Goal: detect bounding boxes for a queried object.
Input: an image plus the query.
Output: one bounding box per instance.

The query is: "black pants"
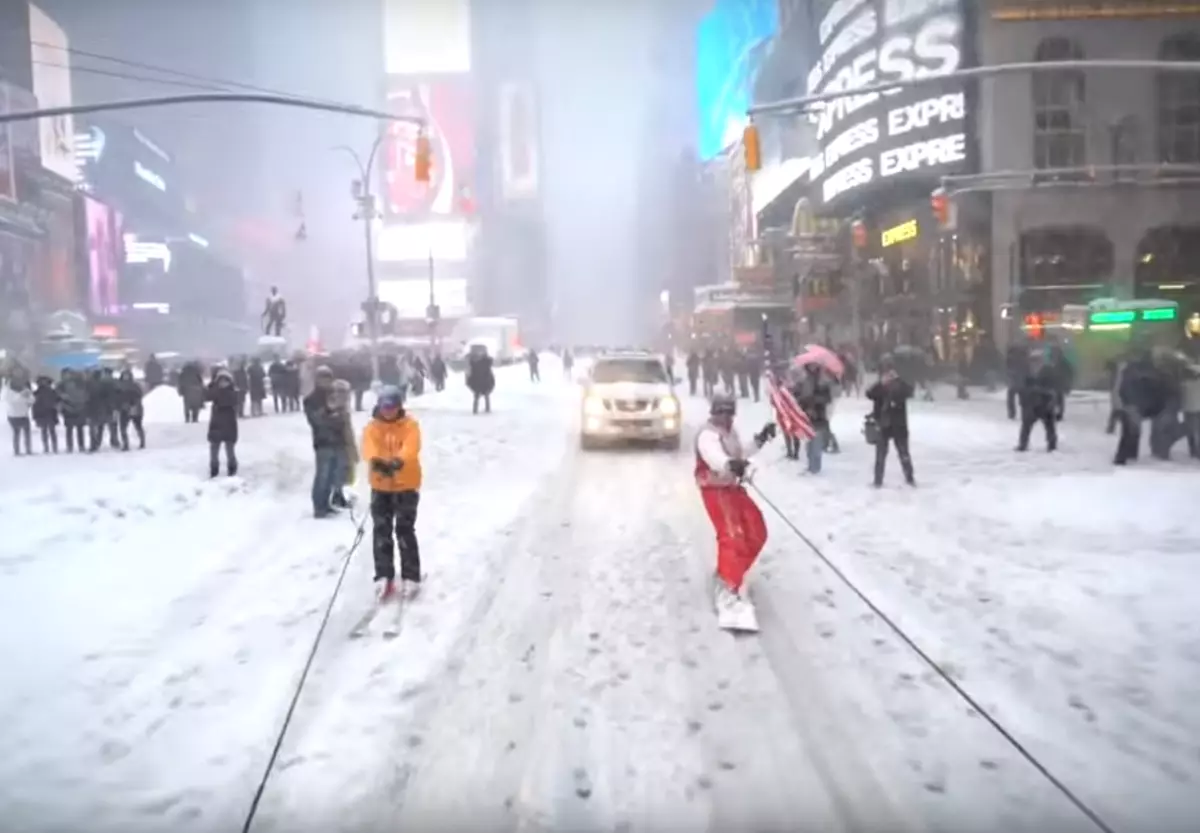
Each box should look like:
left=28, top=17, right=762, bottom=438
left=120, top=414, right=145, bottom=450
left=784, top=434, right=801, bottom=459
left=9, top=417, right=31, bottom=455
left=38, top=422, right=58, bottom=453
left=354, top=389, right=365, bottom=411
left=64, top=420, right=86, bottom=452
left=371, top=490, right=420, bottom=582
left=529, top=366, right=540, bottom=381
left=1115, top=411, right=1141, bottom=465
left=750, top=376, right=760, bottom=402
left=874, top=431, right=914, bottom=486
left=1006, top=386, right=1019, bottom=420
left=184, top=404, right=201, bottom=423
left=472, top=392, right=491, bottom=414
left=273, top=393, right=282, bottom=413
left=688, top=375, right=698, bottom=396
left=209, top=440, right=238, bottom=477
left=251, top=397, right=265, bottom=416
left=89, top=418, right=119, bottom=452
left=1017, top=411, right=1057, bottom=451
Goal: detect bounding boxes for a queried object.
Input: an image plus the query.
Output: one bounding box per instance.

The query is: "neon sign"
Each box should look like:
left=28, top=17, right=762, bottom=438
left=881, top=218, right=919, bottom=247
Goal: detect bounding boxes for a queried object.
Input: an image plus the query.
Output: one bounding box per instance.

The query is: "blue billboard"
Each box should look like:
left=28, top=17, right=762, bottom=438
left=695, top=0, right=779, bottom=161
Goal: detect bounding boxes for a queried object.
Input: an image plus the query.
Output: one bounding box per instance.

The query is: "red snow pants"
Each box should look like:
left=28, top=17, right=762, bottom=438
left=699, top=485, right=767, bottom=592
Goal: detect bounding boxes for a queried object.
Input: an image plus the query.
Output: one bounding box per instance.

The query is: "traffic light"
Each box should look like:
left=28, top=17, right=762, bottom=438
left=743, top=124, right=762, bottom=172
left=414, top=131, right=432, bottom=183
left=931, top=187, right=952, bottom=229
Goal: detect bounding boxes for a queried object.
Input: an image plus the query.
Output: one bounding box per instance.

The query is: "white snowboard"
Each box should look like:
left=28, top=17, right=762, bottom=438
left=712, top=574, right=760, bottom=632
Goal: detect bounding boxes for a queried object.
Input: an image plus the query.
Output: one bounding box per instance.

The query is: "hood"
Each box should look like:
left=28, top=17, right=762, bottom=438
left=215, top=368, right=234, bottom=383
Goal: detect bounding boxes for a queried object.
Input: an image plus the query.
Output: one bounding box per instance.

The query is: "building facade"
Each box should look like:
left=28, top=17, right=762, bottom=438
left=979, top=1, right=1200, bottom=347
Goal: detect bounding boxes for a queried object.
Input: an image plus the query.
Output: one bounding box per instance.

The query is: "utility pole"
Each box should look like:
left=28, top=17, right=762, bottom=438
left=336, top=135, right=387, bottom=386
left=426, top=247, right=439, bottom=354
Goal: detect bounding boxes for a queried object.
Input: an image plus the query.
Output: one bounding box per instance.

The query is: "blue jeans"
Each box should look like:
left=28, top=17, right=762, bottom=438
left=806, top=428, right=826, bottom=474
left=312, top=446, right=345, bottom=514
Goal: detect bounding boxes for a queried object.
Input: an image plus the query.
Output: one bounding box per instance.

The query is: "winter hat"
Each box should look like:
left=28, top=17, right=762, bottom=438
left=376, top=385, right=404, bottom=410
left=710, top=392, right=737, bottom=416
left=315, top=365, right=335, bottom=379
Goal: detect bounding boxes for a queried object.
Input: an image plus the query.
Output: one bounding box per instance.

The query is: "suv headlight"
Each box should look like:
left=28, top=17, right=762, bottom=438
left=583, top=395, right=606, bottom=416
left=658, top=395, right=679, bottom=416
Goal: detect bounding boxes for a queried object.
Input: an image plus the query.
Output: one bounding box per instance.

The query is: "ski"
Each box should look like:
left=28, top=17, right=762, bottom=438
left=381, top=595, right=405, bottom=639
left=349, top=604, right=383, bottom=639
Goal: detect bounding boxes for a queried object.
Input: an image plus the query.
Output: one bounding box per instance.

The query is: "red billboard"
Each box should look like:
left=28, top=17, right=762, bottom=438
left=383, top=79, right=475, bottom=218
left=83, top=196, right=123, bottom=316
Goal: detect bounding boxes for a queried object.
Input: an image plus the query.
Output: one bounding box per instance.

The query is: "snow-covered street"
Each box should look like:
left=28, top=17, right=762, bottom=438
left=1, top=358, right=1196, bottom=833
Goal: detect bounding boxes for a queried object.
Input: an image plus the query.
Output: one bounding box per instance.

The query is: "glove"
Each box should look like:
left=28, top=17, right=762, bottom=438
left=727, top=458, right=749, bottom=479
left=370, top=458, right=404, bottom=476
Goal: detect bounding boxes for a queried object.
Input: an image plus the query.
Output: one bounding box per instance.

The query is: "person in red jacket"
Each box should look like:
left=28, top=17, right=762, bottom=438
left=695, top=392, right=776, bottom=630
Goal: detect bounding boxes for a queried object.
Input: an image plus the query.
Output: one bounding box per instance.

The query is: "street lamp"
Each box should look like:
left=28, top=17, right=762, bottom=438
left=333, top=134, right=386, bottom=386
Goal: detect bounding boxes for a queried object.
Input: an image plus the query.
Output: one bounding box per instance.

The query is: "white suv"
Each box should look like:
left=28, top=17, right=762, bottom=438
left=580, top=352, right=681, bottom=450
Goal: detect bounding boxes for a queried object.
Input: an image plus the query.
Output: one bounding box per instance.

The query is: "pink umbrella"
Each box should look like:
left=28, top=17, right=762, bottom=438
left=792, top=344, right=845, bottom=379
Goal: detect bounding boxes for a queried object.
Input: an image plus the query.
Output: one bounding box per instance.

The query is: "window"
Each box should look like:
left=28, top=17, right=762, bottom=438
left=592, top=358, right=667, bottom=384
left=1032, top=38, right=1087, bottom=171
left=1134, top=225, right=1200, bottom=295
left=1157, top=34, right=1200, bottom=165
left=1018, top=226, right=1113, bottom=310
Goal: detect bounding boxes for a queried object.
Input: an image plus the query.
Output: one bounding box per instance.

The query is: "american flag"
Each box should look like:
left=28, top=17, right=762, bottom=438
left=766, top=371, right=816, bottom=440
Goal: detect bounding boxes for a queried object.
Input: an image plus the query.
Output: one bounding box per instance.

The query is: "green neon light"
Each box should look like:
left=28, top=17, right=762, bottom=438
left=1089, top=310, right=1136, bottom=324
left=1141, top=307, right=1177, bottom=321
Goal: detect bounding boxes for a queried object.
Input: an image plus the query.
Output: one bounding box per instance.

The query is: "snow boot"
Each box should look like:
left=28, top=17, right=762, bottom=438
left=376, top=578, right=397, bottom=603
left=401, top=578, right=421, bottom=600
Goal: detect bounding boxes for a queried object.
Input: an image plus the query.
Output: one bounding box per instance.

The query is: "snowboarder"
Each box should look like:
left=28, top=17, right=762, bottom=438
left=206, top=369, right=239, bottom=477
left=695, top=393, right=777, bottom=631
left=362, top=385, right=423, bottom=602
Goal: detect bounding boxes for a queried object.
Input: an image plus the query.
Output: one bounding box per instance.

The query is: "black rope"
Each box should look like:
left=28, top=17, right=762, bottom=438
left=748, top=482, right=1118, bottom=833
left=240, top=504, right=369, bottom=833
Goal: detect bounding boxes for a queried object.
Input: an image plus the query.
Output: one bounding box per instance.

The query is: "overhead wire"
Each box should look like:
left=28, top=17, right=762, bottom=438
left=31, top=39, right=345, bottom=104
left=31, top=58, right=227, bottom=94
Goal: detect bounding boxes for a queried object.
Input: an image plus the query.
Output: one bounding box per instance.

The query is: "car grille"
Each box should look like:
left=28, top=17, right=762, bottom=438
left=606, top=398, right=654, bottom=413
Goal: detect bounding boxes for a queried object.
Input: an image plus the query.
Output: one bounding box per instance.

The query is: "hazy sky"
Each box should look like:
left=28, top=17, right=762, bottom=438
left=38, top=0, right=700, bottom=344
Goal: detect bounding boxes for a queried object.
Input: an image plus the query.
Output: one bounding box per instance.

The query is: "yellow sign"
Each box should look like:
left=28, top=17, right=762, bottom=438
left=881, top=219, right=918, bottom=247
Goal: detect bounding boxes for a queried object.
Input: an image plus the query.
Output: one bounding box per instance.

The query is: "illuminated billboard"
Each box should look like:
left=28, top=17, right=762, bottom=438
left=807, top=0, right=969, bottom=211
left=383, top=80, right=475, bottom=218
left=695, top=0, right=778, bottom=161
left=29, top=4, right=77, bottom=182
left=383, top=0, right=471, bottom=74
left=376, top=220, right=470, bottom=263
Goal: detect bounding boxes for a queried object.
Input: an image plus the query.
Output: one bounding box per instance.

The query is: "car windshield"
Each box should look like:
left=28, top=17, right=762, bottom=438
left=592, top=358, right=667, bottom=384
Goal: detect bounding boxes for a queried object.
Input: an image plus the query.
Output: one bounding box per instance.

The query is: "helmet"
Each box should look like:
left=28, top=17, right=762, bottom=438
left=710, top=392, right=737, bottom=416
left=376, top=385, right=404, bottom=410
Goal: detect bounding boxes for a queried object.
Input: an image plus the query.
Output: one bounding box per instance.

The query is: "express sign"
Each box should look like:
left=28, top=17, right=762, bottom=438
left=807, top=0, right=969, bottom=210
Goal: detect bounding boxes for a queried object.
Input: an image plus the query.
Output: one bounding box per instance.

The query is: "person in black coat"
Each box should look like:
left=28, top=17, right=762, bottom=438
left=206, top=369, right=239, bottom=477
left=232, top=359, right=250, bottom=418
left=248, top=358, right=267, bottom=416
left=429, top=353, right=447, bottom=392
left=268, top=358, right=286, bottom=413
left=57, top=369, right=88, bottom=453
left=303, top=365, right=348, bottom=517
left=1016, top=351, right=1059, bottom=453
left=31, top=375, right=60, bottom=453
left=144, top=354, right=164, bottom=390
left=86, top=368, right=120, bottom=452
left=866, top=357, right=916, bottom=487
left=466, top=348, right=495, bottom=414
left=115, top=369, right=145, bottom=450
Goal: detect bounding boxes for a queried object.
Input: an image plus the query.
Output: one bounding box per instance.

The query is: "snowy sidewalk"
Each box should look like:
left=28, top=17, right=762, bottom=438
left=737, top=391, right=1200, bottom=833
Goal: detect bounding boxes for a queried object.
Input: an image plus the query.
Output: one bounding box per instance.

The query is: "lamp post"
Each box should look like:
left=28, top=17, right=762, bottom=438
left=333, top=134, right=386, bottom=386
